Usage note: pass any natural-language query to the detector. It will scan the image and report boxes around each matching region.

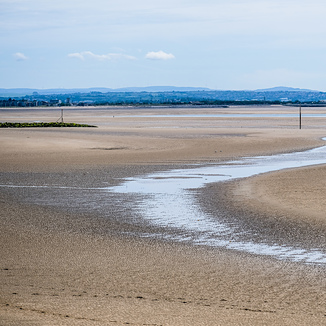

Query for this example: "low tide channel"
[109,138,326,264]
[1,139,326,265]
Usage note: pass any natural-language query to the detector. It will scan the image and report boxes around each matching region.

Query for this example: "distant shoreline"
[2,87,326,107]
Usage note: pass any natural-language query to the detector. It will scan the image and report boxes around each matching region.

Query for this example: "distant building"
[49,99,62,106]
[77,100,94,106]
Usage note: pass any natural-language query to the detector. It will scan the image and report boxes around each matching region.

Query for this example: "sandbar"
[1,106,325,325]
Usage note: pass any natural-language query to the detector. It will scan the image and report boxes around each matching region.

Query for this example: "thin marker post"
[56,108,64,123]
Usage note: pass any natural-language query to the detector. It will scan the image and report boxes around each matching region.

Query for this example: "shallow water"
[117,113,326,118]
[108,139,326,264]
[1,140,326,264]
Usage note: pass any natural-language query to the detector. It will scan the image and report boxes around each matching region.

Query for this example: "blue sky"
[1,0,326,90]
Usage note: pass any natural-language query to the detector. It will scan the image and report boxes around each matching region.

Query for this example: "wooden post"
[299,104,302,129]
[56,108,64,123]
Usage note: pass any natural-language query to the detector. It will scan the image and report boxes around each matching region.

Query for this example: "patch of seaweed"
[0,122,97,128]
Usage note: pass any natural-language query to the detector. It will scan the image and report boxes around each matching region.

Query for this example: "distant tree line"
[2,90,326,107]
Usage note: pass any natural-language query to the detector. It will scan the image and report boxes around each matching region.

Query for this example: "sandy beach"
[0,105,326,325]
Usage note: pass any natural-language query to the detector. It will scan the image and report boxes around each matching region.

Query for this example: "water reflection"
[109,139,326,264]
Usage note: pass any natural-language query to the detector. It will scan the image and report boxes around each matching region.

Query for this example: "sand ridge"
[232,165,326,225]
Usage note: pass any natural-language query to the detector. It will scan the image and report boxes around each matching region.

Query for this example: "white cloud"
[13,52,28,61]
[145,51,175,60]
[68,51,136,61]
[3,1,326,90]
[68,52,85,60]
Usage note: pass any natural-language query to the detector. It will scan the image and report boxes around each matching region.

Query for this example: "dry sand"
[0,106,325,325]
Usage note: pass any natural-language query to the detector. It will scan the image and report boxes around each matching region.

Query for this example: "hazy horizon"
[0,85,321,93]
[2,1,326,91]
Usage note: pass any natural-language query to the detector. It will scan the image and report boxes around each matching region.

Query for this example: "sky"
[1,0,326,91]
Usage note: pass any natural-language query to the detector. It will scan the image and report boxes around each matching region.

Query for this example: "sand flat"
[0,106,326,325]
[232,165,326,225]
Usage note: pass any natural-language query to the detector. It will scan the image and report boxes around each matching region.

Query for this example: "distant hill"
[0,86,212,97]
[2,86,326,105]
[255,86,318,92]
[115,86,211,92]
[0,88,112,96]
[1,86,322,97]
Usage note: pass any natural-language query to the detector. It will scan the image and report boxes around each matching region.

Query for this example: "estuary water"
[1,139,326,264]
[109,139,326,264]
[117,113,326,118]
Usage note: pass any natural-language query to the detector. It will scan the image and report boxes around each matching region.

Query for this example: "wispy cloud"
[68,51,136,61]
[13,52,28,61]
[145,51,175,60]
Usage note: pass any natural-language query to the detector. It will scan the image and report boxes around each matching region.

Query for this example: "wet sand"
[233,164,326,225]
[0,106,326,325]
